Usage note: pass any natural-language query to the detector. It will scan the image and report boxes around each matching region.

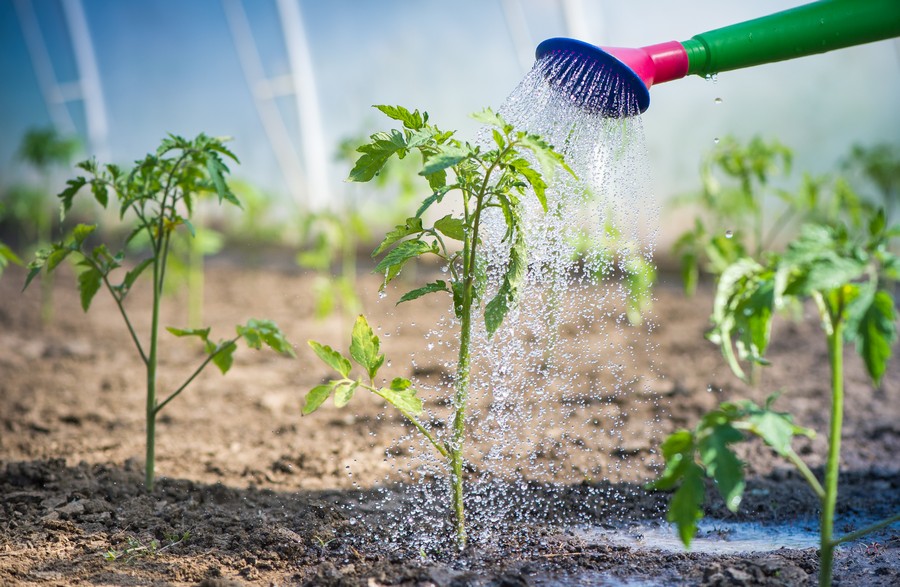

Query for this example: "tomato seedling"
[25,134,295,491]
[305,105,572,549]
[651,211,900,587]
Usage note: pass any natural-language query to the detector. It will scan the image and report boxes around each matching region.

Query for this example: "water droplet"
[714,97,723,105]
[713,137,720,144]
[725,230,733,239]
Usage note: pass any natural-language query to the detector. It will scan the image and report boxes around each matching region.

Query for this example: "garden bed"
[1,260,898,586]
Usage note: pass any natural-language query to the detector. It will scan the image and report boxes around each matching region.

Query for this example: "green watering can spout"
[535,0,900,117]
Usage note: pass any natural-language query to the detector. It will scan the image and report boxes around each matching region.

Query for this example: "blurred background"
[1,0,898,252]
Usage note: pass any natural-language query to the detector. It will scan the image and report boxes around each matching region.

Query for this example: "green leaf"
[509,158,548,213]
[397,280,449,304]
[211,340,238,374]
[374,239,434,282]
[745,405,814,457]
[484,237,526,336]
[76,264,103,312]
[72,224,97,247]
[433,215,466,241]
[647,431,692,491]
[166,326,211,341]
[90,180,109,208]
[389,377,411,391]
[121,258,153,294]
[415,185,452,218]
[350,315,384,380]
[668,461,707,548]
[698,424,745,512]
[853,289,896,385]
[237,319,295,357]
[470,108,508,129]
[333,380,359,408]
[0,243,21,271]
[374,104,425,130]
[207,154,241,207]
[303,384,333,415]
[349,130,408,182]
[373,217,424,257]
[378,386,423,415]
[59,177,87,214]
[420,145,470,176]
[308,340,352,378]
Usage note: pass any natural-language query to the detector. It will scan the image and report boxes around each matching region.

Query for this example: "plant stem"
[833,512,900,546]
[783,449,825,500]
[819,320,844,587]
[155,337,239,414]
[145,254,162,491]
[450,295,472,550]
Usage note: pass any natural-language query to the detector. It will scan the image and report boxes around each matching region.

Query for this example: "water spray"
[535,0,900,116]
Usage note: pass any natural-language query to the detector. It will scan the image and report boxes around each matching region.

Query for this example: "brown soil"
[1,258,898,586]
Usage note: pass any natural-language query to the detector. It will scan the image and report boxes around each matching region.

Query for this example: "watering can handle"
[682,0,900,77]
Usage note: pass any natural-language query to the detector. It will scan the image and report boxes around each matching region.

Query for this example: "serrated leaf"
[90,180,109,208]
[350,315,384,379]
[470,108,508,131]
[668,461,706,548]
[698,424,745,512]
[397,280,449,304]
[77,265,103,312]
[389,377,411,391]
[378,386,423,415]
[420,145,470,176]
[373,217,424,257]
[121,258,153,294]
[72,224,97,247]
[303,384,333,415]
[374,239,434,280]
[484,237,526,336]
[374,104,425,130]
[333,380,359,408]
[349,130,408,182]
[433,215,466,241]
[853,289,896,385]
[211,340,237,374]
[308,340,352,378]
[238,319,295,357]
[166,326,211,341]
[59,177,87,214]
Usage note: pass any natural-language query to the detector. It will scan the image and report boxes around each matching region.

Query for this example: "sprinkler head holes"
[535,38,650,118]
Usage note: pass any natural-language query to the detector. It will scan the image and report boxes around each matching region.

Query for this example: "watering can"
[535,0,900,116]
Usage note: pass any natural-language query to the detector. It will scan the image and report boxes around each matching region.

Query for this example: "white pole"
[275,0,333,210]
[222,0,308,205]
[60,0,109,160]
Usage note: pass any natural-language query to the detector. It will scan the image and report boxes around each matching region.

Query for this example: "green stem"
[155,336,240,415]
[100,271,148,365]
[819,319,844,587]
[145,254,162,492]
[833,512,900,546]
[783,449,825,500]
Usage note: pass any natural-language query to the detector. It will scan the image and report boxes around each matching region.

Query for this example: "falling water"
[367,50,664,552]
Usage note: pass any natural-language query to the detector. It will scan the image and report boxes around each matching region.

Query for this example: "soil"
[1,256,898,586]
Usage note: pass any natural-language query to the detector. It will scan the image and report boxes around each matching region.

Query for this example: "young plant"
[650,213,900,586]
[25,134,295,491]
[305,105,572,549]
[4,128,80,321]
[671,136,792,295]
[296,210,367,320]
